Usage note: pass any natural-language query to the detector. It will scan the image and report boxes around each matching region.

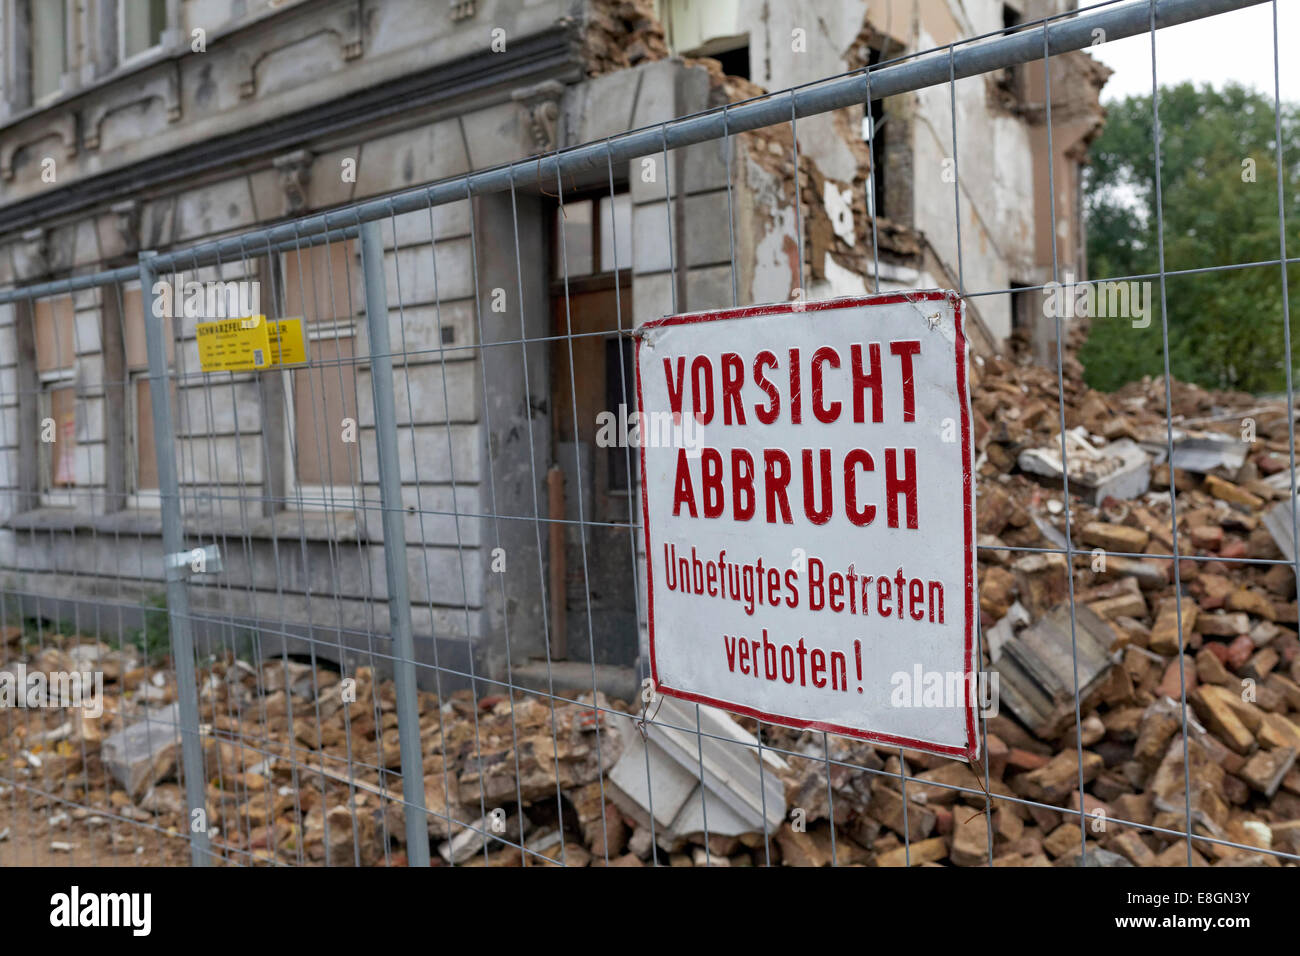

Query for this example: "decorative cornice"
[83,70,182,152]
[0,114,77,181]
[0,25,580,239]
[238,20,364,100]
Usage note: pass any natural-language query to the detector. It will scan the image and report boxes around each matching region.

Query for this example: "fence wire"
[2,0,1298,868]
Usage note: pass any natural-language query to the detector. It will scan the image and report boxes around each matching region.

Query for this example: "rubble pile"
[581,0,669,77]
[4,350,1300,866]
[955,352,1300,866]
[0,646,640,867]
[0,633,192,862]
[687,353,1300,868]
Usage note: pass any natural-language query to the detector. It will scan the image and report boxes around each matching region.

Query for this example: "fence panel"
[0,270,195,865]
[3,0,1297,868]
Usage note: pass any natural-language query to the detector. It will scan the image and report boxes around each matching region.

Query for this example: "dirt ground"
[0,795,191,867]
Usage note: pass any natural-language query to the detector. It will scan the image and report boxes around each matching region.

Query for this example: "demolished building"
[0,0,1106,692]
[11,3,1292,870]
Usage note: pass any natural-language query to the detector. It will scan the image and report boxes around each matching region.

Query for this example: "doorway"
[547,189,638,666]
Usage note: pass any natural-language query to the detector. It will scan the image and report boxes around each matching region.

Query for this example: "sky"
[1086,0,1300,104]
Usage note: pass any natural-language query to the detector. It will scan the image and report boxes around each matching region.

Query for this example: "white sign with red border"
[636,291,977,759]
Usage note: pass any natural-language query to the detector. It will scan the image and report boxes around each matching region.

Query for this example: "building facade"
[0,0,1106,689]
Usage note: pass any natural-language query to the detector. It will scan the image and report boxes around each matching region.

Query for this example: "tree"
[1080,82,1300,394]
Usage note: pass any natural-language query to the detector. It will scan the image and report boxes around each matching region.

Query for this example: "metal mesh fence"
[2,0,1298,867]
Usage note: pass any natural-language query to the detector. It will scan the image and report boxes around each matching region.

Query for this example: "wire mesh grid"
[1,0,1298,867]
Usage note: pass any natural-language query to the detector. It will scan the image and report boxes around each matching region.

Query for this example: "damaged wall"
[628,0,1108,352]
[569,0,1111,675]
[0,0,1111,691]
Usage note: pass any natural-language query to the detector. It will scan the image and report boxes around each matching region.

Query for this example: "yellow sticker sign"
[196,317,271,372]
[268,318,308,367]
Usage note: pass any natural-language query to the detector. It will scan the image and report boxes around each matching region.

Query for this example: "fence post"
[138,252,211,867]
[359,218,430,865]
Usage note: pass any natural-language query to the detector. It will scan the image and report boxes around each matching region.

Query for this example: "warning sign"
[268,318,308,367]
[196,317,271,372]
[636,292,977,758]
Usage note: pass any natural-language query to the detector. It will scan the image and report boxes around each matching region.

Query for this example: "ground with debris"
[3,341,1300,866]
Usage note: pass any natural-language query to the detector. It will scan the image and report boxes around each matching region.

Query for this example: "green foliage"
[124,593,172,665]
[231,625,259,664]
[19,617,52,650]
[1080,82,1300,393]
[17,615,77,649]
[12,596,171,665]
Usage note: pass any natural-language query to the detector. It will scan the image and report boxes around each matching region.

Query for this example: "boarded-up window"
[291,334,358,487]
[121,285,166,494]
[35,295,77,495]
[282,240,360,498]
[35,295,75,373]
[284,241,359,325]
[48,385,77,487]
[132,376,159,492]
[121,284,175,367]
[122,286,148,370]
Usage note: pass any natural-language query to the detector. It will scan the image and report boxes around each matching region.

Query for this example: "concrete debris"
[987,601,1031,663]
[438,811,529,865]
[1262,496,1299,584]
[101,704,182,800]
[994,603,1115,738]
[604,695,787,852]
[1018,429,1152,504]
[1138,426,1250,474]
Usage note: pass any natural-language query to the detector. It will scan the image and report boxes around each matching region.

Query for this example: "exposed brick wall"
[581,0,670,77]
